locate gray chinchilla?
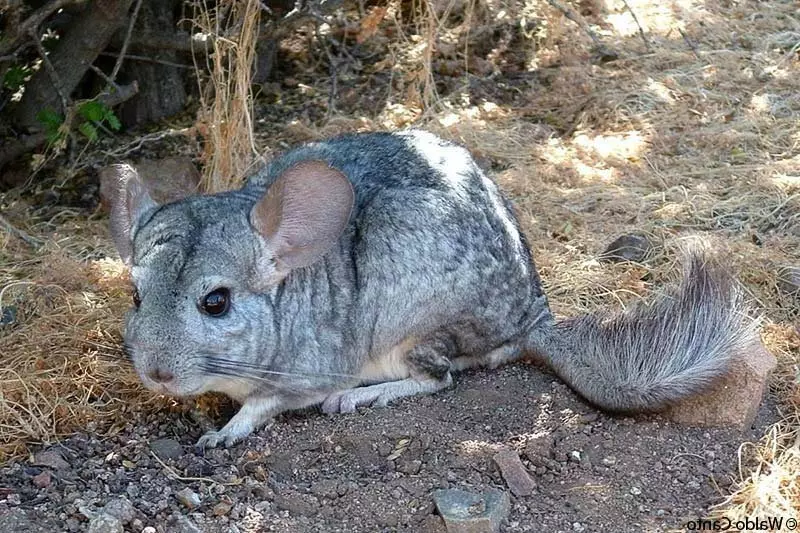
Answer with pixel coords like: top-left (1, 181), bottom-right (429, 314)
top-left (101, 130), bottom-right (757, 449)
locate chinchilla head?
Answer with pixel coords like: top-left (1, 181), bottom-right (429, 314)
top-left (100, 161), bottom-right (354, 398)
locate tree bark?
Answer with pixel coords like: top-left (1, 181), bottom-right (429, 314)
top-left (12, 0), bottom-right (134, 130)
top-left (117, 0), bottom-right (187, 126)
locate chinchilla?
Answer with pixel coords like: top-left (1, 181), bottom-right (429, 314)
top-left (101, 130), bottom-right (758, 449)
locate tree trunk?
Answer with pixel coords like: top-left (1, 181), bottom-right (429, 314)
top-left (117, 0), bottom-right (188, 126)
top-left (12, 0), bottom-right (134, 130)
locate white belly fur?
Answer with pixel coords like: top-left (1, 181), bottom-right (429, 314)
top-left (358, 337), bottom-right (417, 384)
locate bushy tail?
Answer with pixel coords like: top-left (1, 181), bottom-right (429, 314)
top-left (526, 250), bottom-right (759, 413)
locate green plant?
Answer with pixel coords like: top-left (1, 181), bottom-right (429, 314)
top-left (35, 99), bottom-right (121, 146)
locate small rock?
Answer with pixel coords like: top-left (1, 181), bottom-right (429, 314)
top-left (432, 488), bottom-right (509, 533)
top-left (103, 496), bottom-right (136, 524)
top-left (212, 501), bottom-right (233, 516)
top-left (601, 456), bottom-right (617, 467)
top-left (599, 233), bottom-right (653, 263)
top-left (171, 515), bottom-right (203, 533)
top-left (33, 449), bottom-right (70, 471)
top-left (0, 508), bottom-right (58, 532)
top-left (149, 438), bottom-right (183, 460)
top-left (86, 513), bottom-right (123, 533)
top-left (176, 488), bottom-right (201, 509)
top-left (777, 266), bottom-right (800, 297)
top-left (31, 470), bottom-right (51, 488)
top-left (666, 338), bottom-right (776, 429)
top-left (142, 528), bottom-right (156, 533)
top-left (569, 451), bottom-right (582, 463)
top-left (573, 522), bottom-right (585, 532)
top-left (399, 459), bottom-right (423, 475)
top-left (492, 448), bottom-right (535, 497)
top-left (630, 487), bottom-right (642, 496)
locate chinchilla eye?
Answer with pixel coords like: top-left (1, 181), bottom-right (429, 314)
top-left (200, 288), bottom-right (230, 317)
top-left (132, 287), bottom-right (141, 308)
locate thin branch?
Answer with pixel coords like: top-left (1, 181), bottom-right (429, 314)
top-left (110, 0), bottom-right (143, 82)
top-left (99, 52), bottom-right (195, 70)
top-left (677, 27), bottom-right (701, 60)
top-left (29, 29), bottom-right (70, 113)
top-left (0, 214), bottom-right (43, 249)
top-left (620, 0), bottom-right (651, 52)
top-left (546, 0), bottom-right (618, 61)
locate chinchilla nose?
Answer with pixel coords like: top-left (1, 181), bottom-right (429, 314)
top-left (147, 368), bottom-right (175, 384)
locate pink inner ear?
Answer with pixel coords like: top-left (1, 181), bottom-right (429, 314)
top-left (250, 160), bottom-right (354, 270)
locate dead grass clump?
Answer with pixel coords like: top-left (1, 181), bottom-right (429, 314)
top-left (193, 0), bottom-right (264, 193)
top-left (0, 215), bottom-right (160, 460)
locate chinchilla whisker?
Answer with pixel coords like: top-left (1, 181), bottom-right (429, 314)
top-left (200, 361), bottom-right (347, 386)
top-left (200, 356), bottom-right (360, 379)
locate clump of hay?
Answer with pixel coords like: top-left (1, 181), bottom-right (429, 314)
top-left (0, 214), bottom-right (166, 460)
top-left (192, 0), bottom-right (263, 193)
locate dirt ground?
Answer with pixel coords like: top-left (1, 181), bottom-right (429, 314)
top-left (1, 0), bottom-right (799, 531)
top-left (0, 364), bottom-right (778, 533)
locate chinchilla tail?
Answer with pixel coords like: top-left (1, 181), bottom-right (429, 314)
top-left (525, 248), bottom-right (759, 413)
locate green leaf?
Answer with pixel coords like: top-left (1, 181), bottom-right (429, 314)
top-left (35, 109), bottom-right (64, 130)
top-left (3, 65), bottom-right (30, 90)
top-left (78, 121), bottom-right (98, 141)
top-left (78, 100), bottom-right (106, 122)
top-left (105, 110), bottom-right (122, 131)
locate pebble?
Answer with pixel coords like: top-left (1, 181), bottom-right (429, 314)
top-left (86, 513), bottom-right (123, 533)
top-left (32, 470), bottom-right (52, 488)
top-left (176, 487), bottom-right (202, 509)
top-left (33, 449), bottom-right (70, 471)
top-left (493, 448), bottom-right (536, 497)
top-left (599, 233), bottom-right (652, 263)
top-left (630, 487), bottom-right (642, 496)
top-left (149, 438), bottom-right (184, 461)
top-left (573, 522), bottom-right (585, 532)
top-left (602, 456), bottom-right (617, 466)
top-left (432, 488), bottom-right (509, 533)
top-left (103, 496), bottom-right (136, 524)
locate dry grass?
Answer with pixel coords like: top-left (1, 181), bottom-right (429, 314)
top-left (0, 0), bottom-right (798, 520)
top-left (192, 0), bottom-right (264, 193)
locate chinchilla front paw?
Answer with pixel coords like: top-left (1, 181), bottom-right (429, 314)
top-left (195, 429), bottom-right (245, 450)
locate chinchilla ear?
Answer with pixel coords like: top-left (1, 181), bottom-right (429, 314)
top-left (249, 160), bottom-right (354, 271)
top-left (99, 164), bottom-right (158, 265)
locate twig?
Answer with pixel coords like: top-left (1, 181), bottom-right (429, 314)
top-left (99, 52), bottom-right (195, 70)
top-left (110, 0), bottom-right (144, 82)
top-left (546, 0), bottom-right (618, 61)
top-left (677, 27), bottom-right (700, 60)
top-left (89, 65), bottom-right (122, 91)
top-left (29, 29), bottom-right (71, 113)
top-left (620, 0), bottom-right (651, 52)
top-left (546, 0), bottom-right (602, 47)
top-left (0, 214), bottom-right (43, 249)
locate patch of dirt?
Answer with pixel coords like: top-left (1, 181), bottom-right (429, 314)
top-left (0, 364), bottom-right (776, 532)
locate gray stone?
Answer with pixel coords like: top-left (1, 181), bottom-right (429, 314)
top-left (0, 508), bottom-right (58, 533)
top-left (432, 488), bottom-right (509, 533)
top-left (171, 515), bottom-right (203, 533)
top-left (176, 487), bottom-right (202, 509)
top-left (599, 233), bottom-right (653, 263)
top-left (149, 438), bottom-right (183, 460)
top-left (33, 448), bottom-right (70, 470)
top-left (492, 449), bottom-right (535, 497)
top-left (87, 512), bottom-right (124, 533)
top-left (103, 496), bottom-right (136, 524)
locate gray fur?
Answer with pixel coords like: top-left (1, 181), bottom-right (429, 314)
top-left (101, 130), bottom-right (757, 448)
